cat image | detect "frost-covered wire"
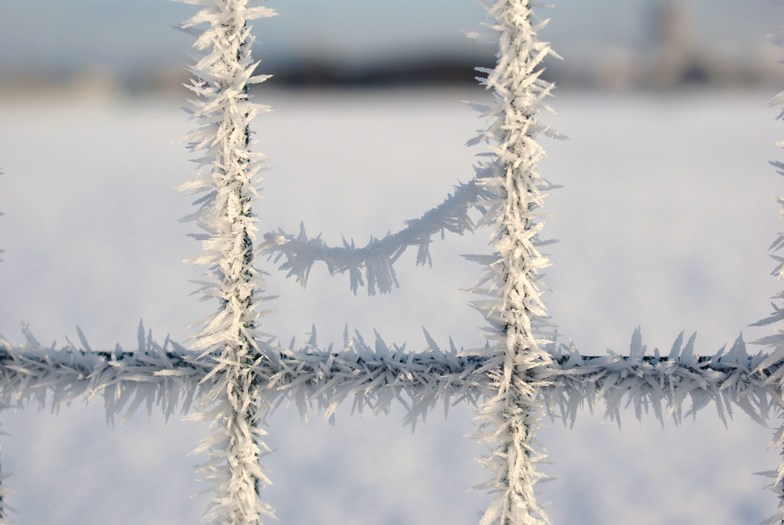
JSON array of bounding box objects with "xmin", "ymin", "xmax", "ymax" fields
[
  {"xmin": 263, "ymin": 329, "xmax": 784, "ymax": 431},
  {"xmin": 178, "ymin": 0, "xmax": 277, "ymax": 523},
  {"xmin": 543, "ymin": 329, "xmax": 781, "ymax": 428},
  {"xmin": 262, "ymin": 178, "xmax": 491, "ymax": 295},
  {"xmin": 3, "ymin": 325, "xmax": 783, "ymax": 432},
  {"xmin": 753, "ymin": 30, "xmax": 784, "ymax": 522},
  {"xmin": 0, "ymin": 324, "xmax": 485, "ymax": 425},
  {"xmin": 5, "ymin": 321, "xmax": 784, "ymax": 523},
  {"xmin": 464, "ymin": 1, "xmax": 560, "ymax": 523},
  {"xmin": 5, "ymin": 323, "xmax": 783, "ymax": 485},
  {"xmin": 257, "ymin": 328, "xmax": 491, "ymax": 427},
  {"xmin": 0, "ymin": 323, "xmax": 204, "ymax": 420},
  {"xmin": 10, "ymin": 323, "xmax": 779, "ymax": 429}
]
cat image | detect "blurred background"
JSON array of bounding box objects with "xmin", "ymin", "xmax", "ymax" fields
[
  {"xmin": 1, "ymin": 0, "xmax": 783, "ymax": 95},
  {"xmin": 1, "ymin": 0, "xmax": 784, "ymax": 524}
]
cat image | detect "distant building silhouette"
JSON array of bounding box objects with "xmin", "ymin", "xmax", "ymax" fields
[{"xmin": 643, "ymin": 0, "xmax": 711, "ymax": 87}]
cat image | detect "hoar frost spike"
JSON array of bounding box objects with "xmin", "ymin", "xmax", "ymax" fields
[
  {"xmin": 178, "ymin": 1, "xmax": 276, "ymax": 523},
  {"xmin": 470, "ymin": 1, "xmax": 558, "ymax": 524}
]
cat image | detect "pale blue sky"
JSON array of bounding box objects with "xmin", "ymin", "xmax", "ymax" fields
[{"xmin": 1, "ymin": 0, "xmax": 780, "ymax": 73}]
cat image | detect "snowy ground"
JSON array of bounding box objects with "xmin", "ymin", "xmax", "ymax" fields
[{"xmin": 0, "ymin": 87, "xmax": 781, "ymax": 524}]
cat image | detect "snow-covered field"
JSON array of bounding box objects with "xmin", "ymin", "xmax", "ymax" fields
[{"xmin": 0, "ymin": 87, "xmax": 781, "ymax": 524}]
